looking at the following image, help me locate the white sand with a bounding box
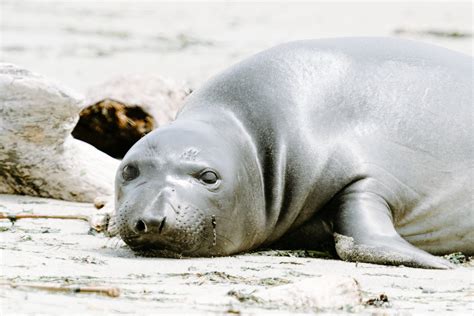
[1,1,472,92]
[1,1,473,314]
[1,194,473,315]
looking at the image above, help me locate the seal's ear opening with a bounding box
[71,99,155,159]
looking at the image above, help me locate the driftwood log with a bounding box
[72,75,190,158]
[84,74,190,128]
[0,63,119,202]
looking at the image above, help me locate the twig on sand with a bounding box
[0,281,120,297]
[0,212,90,223]
[0,211,110,233]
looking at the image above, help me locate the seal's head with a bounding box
[115,117,265,257]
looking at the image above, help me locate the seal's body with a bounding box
[116,38,473,268]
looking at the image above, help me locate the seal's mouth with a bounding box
[124,239,213,258]
[121,226,225,257]
[121,233,188,254]
[120,224,211,257]
[117,201,222,257]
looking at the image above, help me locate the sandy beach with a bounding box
[1,1,473,314]
[1,1,472,92]
[1,194,473,314]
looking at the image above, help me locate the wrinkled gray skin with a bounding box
[116,38,473,268]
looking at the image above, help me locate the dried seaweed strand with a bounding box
[0,212,90,223]
[0,281,120,297]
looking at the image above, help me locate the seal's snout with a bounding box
[119,200,215,256]
[134,216,166,234]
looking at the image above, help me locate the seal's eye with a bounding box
[122,164,139,181]
[199,170,218,185]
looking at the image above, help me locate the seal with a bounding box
[115,38,473,268]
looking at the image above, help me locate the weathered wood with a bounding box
[84,74,190,128]
[0,63,119,202]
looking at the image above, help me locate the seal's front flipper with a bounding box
[332,187,454,269]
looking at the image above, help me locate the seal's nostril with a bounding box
[135,219,147,233]
[159,217,166,234]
